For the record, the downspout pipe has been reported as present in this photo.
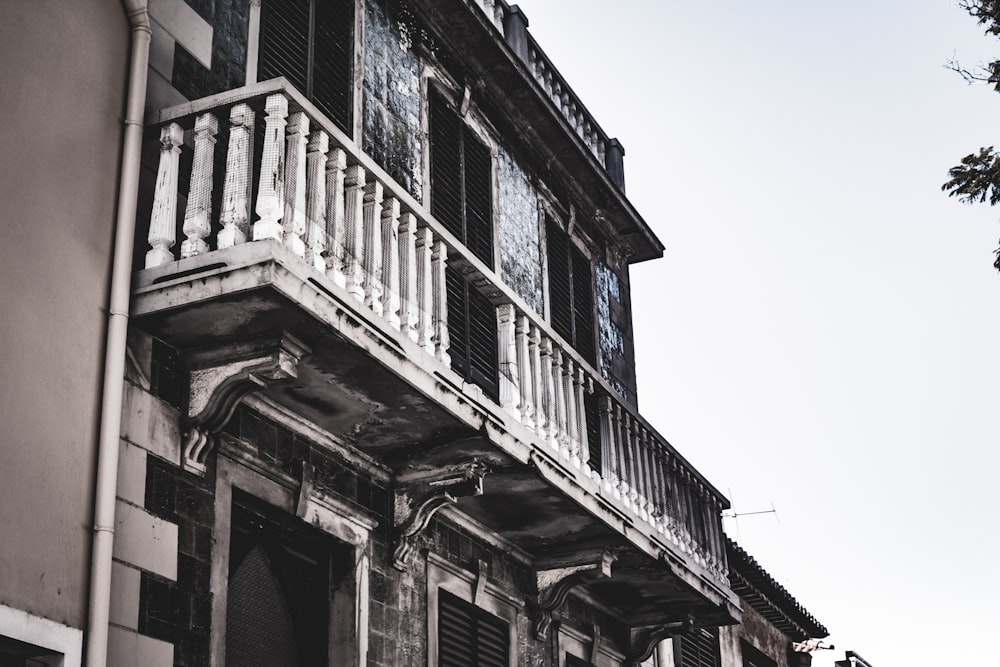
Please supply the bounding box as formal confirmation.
[85,2,150,665]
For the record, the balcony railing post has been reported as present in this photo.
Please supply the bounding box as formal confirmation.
[573,366,594,471]
[324,147,347,288]
[552,347,568,457]
[343,164,366,302]
[515,315,534,431]
[398,212,419,341]
[180,112,219,259]
[253,93,288,242]
[381,197,401,330]
[562,357,579,466]
[218,103,253,249]
[496,304,520,420]
[282,112,309,257]
[598,396,617,495]
[414,226,434,351]
[430,240,450,364]
[146,122,184,268]
[362,181,385,316]
[304,130,329,272]
[613,405,630,505]
[539,337,558,451]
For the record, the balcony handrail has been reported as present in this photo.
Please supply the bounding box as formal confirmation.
[467,0,614,171]
[141,79,727,582]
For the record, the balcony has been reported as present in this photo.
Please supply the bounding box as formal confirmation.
[132,79,738,637]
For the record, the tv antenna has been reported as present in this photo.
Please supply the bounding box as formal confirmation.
[722,488,778,541]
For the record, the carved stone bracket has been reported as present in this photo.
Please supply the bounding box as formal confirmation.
[532,550,616,639]
[182,333,310,476]
[627,616,694,667]
[391,460,488,570]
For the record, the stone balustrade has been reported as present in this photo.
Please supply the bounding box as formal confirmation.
[473,0,613,173]
[494,299,728,582]
[142,79,724,584]
[144,86,450,364]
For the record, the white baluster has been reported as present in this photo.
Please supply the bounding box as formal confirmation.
[282,112,308,257]
[552,348,569,460]
[397,212,419,343]
[218,104,253,249]
[180,113,218,259]
[253,93,288,242]
[515,315,533,431]
[324,147,347,287]
[146,122,184,268]
[529,325,544,437]
[562,356,579,466]
[598,396,618,497]
[573,366,588,468]
[415,226,434,351]
[362,181,384,316]
[304,130,328,272]
[540,338,558,451]
[496,304,520,421]
[431,240,450,364]
[381,196,401,329]
[343,165,366,302]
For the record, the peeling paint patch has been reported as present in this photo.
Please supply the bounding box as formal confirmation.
[363,0,423,201]
[497,148,543,312]
[595,261,628,400]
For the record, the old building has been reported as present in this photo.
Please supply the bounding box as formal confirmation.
[0,1,831,666]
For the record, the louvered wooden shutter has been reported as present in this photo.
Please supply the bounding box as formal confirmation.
[546,217,595,364]
[446,265,499,400]
[429,90,494,268]
[438,590,509,667]
[258,0,353,132]
[677,628,720,667]
[463,128,493,266]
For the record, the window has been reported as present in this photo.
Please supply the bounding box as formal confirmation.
[674,628,720,667]
[438,590,509,667]
[429,89,494,268]
[740,640,777,667]
[446,265,499,400]
[545,216,595,365]
[566,656,597,667]
[225,492,332,666]
[258,0,354,132]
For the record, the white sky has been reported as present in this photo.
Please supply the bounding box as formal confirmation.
[521,1,1000,665]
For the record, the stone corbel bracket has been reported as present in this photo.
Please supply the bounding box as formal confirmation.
[182,333,310,476]
[626,615,694,667]
[391,460,488,570]
[532,550,616,639]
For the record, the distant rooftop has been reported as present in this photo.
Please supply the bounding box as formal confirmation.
[726,538,829,641]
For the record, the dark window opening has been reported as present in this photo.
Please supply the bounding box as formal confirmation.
[438,590,509,667]
[741,640,777,667]
[227,491,333,667]
[675,628,721,667]
[151,337,184,410]
[545,216,595,365]
[259,0,354,133]
[446,265,499,400]
[566,656,597,667]
[429,89,494,268]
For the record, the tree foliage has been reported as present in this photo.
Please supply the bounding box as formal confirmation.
[943,1,1000,270]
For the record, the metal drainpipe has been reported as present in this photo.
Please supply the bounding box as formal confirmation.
[85,1,150,665]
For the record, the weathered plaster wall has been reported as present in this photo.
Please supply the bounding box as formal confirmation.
[363,0,423,201]
[497,147,544,313]
[0,0,128,628]
[719,603,800,667]
[595,261,630,400]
